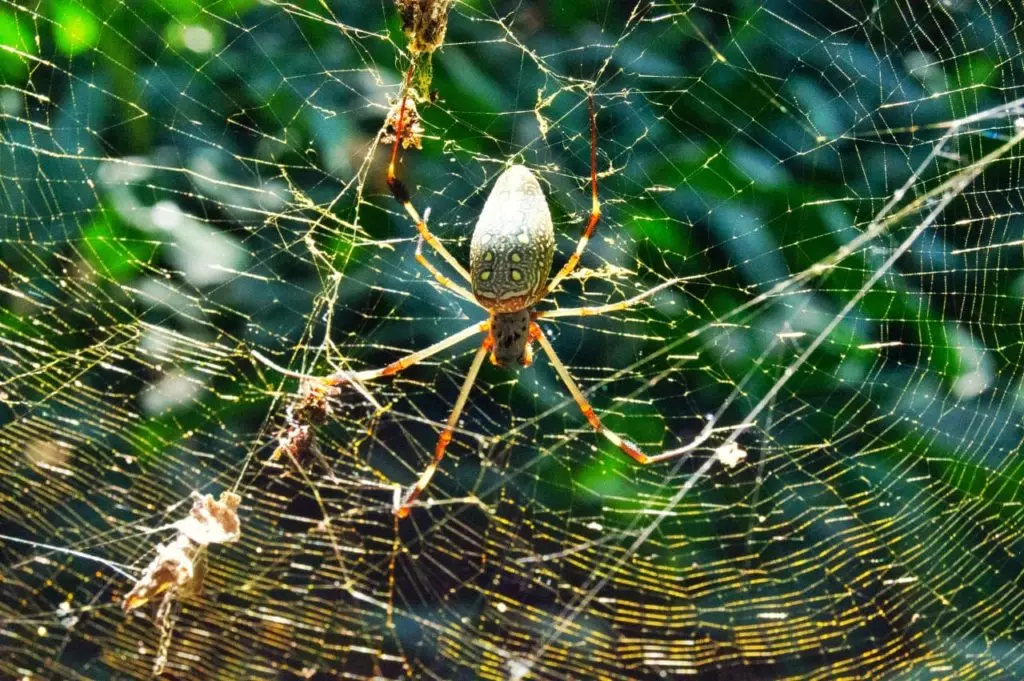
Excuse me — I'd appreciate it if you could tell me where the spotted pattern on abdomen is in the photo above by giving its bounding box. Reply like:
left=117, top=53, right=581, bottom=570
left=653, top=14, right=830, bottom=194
left=470, top=165, right=554, bottom=313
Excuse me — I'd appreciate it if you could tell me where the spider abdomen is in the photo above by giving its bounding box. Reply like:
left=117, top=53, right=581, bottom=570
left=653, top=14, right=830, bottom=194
left=470, top=165, right=554, bottom=313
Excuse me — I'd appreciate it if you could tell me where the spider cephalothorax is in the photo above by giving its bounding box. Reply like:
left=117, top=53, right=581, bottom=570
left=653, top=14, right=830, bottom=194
left=489, top=309, right=533, bottom=367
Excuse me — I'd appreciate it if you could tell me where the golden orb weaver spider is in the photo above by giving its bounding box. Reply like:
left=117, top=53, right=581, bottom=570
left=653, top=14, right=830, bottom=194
left=258, top=70, right=692, bottom=518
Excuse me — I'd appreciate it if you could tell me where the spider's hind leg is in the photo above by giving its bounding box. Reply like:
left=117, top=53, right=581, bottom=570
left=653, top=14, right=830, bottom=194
left=531, top=323, right=649, bottom=465
left=396, top=336, right=492, bottom=518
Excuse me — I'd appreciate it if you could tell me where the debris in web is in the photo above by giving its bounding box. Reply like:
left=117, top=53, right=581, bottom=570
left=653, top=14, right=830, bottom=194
left=251, top=349, right=382, bottom=478
left=394, top=0, right=452, bottom=100
left=380, top=92, right=425, bottom=150
left=396, top=0, right=451, bottom=54
left=121, top=535, right=202, bottom=614
left=289, top=377, right=335, bottom=427
left=507, top=657, right=533, bottom=681
left=274, top=423, right=318, bottom=472
left=172, top=490, right=242, bottom=546
left=122, top=491, right=242, bottom=675
left=272, top=376, right=342, bottom=478
left=714, top=441, right=747, bottom=469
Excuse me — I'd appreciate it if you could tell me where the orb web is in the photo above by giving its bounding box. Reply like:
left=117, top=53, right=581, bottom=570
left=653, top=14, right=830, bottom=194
left=2, top=1, right=1024, bottom=679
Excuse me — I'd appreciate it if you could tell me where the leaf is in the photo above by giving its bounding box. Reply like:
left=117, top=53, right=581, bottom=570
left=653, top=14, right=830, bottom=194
left=50, top=0, right=100, bottom=56
left=81, top=207, right=160, bottom=282
left=0, top=8, right=36, bottom=80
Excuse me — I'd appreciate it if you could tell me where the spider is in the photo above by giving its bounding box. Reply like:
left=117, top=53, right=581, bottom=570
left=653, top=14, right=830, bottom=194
left=258, top=78, right=692, bottom=518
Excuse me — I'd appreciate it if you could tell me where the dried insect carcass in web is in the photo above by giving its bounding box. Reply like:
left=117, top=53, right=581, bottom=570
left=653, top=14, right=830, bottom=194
left=271, top=376, right=339, bottom=476
left=121, top=491, right=241, bottom=612
left=122, top=491, right=242, bottom=675
left=395, top=0, right=452, bottom=100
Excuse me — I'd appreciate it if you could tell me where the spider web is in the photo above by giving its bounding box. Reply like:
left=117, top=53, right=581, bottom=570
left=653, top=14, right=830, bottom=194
left=3, top=0, right=1024, bottom=678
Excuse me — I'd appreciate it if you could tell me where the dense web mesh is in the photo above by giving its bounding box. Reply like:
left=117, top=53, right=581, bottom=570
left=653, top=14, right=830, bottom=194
left=3, top=0, right=1024, bottom=678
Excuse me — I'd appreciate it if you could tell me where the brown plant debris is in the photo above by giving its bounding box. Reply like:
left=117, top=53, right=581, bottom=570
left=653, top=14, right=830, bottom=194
left=379, top=92, right=424, bottom=150
left=122, top=491, right=241, bottom=675
left=395, top=0, right=452, bottom=55
left=291, top=377, right=334, bottom=426
left=269, top=376, right=340, bottom=477
left=394, top=0, right=452, bottom=102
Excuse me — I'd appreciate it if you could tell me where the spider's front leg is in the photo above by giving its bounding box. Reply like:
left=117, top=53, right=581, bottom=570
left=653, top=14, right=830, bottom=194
left=536, top=94, right=601, bottom=299
left=414, top=233, right=478, bottom=304
left=385, top=66, right=472, bottom=285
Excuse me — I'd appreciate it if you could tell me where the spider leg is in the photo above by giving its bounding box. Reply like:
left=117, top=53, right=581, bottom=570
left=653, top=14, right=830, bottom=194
left=538, top=94, right=601, bottom=298
left=396, top=336, right=492, bottom=518
left=386, top=66, right=473, bottom=284
left=530, top=323, right=649, bottom=464
left=535, top=277, right=688, bottom=320
left=252, top=321, right=487, bottom=387
left=251, top=350, right=382, bottom=409
left=415, top=235, right=480, bottom=305
left=351, top=321, right=488, bottom=382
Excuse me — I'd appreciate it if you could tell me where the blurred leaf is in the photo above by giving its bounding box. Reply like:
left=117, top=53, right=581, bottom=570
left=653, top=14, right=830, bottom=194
left=577, top=447, right=636, bottom=500
left=81, top=207, right=159, bottom=282
left=164, top=21, right=222, bottom=55
left=0, top=8, right=36, bottom=80
left=50, top=0, right=100, bottom=56
left=965, top=55, right=996, bottom=87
